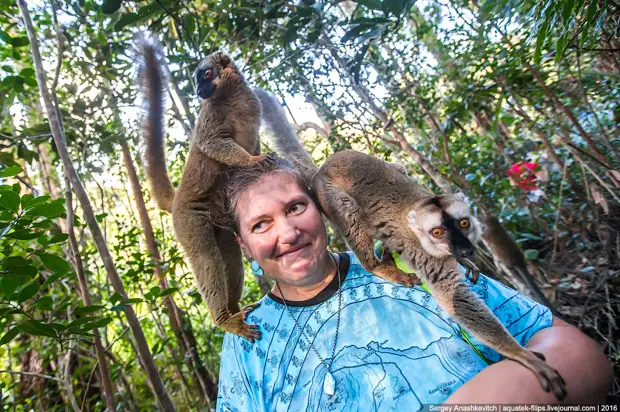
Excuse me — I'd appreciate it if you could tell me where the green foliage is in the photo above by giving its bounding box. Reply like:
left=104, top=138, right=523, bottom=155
left=0, top=0, right=617, bottom=408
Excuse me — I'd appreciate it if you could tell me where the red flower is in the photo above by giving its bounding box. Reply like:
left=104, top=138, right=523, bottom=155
left=508, top=162, right=541, bottom=191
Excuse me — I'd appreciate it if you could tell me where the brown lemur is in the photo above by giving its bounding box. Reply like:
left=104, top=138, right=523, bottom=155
left=251, top=88, right=318, bottom=181
left=312, top=150, right=566, bottom=400
left=136, top=35, right=263, bottom=342
left=254, top=90, right=477, bottom=278
left=482, top=215, right=555, bottom=311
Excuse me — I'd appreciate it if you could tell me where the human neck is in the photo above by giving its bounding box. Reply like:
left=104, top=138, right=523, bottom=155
left=272, top=252, right=338, bottom=302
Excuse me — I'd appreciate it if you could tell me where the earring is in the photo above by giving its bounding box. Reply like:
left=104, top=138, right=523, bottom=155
left=250, top=259, right=264, bottom=277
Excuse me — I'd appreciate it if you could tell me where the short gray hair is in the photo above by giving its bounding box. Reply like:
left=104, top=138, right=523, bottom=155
left=226, top=153, right=314, bottom=230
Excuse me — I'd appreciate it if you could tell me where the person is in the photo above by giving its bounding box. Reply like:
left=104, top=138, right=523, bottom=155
left=216, top=155, right=612, bottom=411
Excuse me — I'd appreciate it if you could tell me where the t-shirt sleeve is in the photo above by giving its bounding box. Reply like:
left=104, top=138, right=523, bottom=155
left=462, top=273, right=554, bottom=363
left=216, top=333, right=260, bottom=412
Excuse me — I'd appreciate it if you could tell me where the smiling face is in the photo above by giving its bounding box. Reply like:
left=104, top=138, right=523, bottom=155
left=235, top=172, right=330, bottom=287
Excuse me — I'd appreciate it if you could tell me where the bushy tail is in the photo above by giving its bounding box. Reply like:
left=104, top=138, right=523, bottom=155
left=135, top=32, right=175, bottom=212
left=252, top=88, right=318, bottom=180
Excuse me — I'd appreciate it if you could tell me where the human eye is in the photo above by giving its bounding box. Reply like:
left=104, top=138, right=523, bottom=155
left=288, top=202, right=307, bottom=215
left=252, top=221, right=268, bottom=233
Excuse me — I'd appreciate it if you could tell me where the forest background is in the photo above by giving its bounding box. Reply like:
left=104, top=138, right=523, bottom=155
left=0, top=0, right=618, bottom=410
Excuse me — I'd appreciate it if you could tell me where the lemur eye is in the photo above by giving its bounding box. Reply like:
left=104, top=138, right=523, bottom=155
left=459, top=218, right=470, bottom=229
left=204, top=69, right=213, bottom=79
left=431, top=228, right=445, bottom=238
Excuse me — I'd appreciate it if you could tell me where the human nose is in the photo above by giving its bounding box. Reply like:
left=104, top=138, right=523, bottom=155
left=275, top=217, right=300, bottom=244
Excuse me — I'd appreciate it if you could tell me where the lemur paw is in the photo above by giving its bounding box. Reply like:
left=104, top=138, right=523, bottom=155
left=224, top=304, right=262, bottom=342
left=374, top=263, right=420, bottom=288
left=514, top=350, right=567, bottom=401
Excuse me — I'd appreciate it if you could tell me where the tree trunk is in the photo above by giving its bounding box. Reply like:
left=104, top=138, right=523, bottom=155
left=18, top=1, right=176, bottom=409
left=121, top=141, right=217, bottom=403
left=65, top=177, right=117, bottom=411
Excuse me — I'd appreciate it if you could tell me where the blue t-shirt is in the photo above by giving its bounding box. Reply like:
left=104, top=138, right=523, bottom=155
left=216, top=251, right=552, bottom=411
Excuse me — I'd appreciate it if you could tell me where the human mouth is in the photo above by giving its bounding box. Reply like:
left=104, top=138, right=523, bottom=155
left=277, top=243, right=310, bottom=258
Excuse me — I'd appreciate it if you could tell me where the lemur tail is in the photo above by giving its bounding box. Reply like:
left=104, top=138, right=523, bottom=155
left=135, top=33, right=175, bottom=213
left=252, top=88, right=318, bottom=180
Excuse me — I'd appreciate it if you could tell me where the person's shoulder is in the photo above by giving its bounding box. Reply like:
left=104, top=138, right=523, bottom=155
left=339, top=250, right=373, bottom=277
left=222, top=295, right=282, bottom=354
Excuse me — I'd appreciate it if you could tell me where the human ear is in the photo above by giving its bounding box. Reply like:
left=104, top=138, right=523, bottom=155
left=234, top=232, right=250, bottom=257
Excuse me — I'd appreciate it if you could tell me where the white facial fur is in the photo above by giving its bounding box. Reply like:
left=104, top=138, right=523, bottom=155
left=407, top=209, right=451, bottom=257
left=444, top=197, right=482, bottom=244
left=407, top=194, right=482, bottom=257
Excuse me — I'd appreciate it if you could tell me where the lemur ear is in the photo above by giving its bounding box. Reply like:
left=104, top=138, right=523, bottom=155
left=407, top=210, right=418, bottom=228
left=453, top=192, right=470, bottom=204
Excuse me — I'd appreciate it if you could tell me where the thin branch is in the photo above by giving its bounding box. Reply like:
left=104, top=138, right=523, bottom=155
left=548, top=161, right=567, bottom=269
left=0, top=369, right=64, bottom=383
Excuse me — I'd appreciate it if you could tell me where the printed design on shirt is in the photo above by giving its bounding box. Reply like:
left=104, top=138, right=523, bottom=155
left=270, top=266, right=484, bottom=411
left=302, top=336, right=484, bottom=411
left=216, top=252, right=553, bottom=412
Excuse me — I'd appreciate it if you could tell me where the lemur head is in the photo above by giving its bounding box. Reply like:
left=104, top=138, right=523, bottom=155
left=407, top=193, right=482, bottom=263
left=195, top=51, right=242, bottom=99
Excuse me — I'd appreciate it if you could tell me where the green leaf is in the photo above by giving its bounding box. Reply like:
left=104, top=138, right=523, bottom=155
left=66, top=317, right=97, bottom=330
left=26, top=202, right=65, bottom=218
left=101, top=0, right=122, bottom=14
left=19, top=68, right=34, bottom=77
left=74, top=305, right=104, bottom=316
left=555, top=32, right=568, bottom=64
left=148, top=286, right=161, bottom=297
left=524, top=249, right=539, bottom=260
left=109, top=292, right=123, bottom=305
left=123, top=298, right=143, bottom=304
left=283, top=18, right=301, bottom=45
left=383, top=0, right=406, bottom=15
left=114, top=13, right=141, bottom=31
left=1, top=274, right=31, bottom=297
left=518, top=233, right=544, bottom=241
left=47, top=323, right=66, bottom=333
left=534, top=18, right=550, bottom=65
left=8, top=265, right=38, bottom=277
left=17, top=320, right=58, bottom=338
left=48, top=234, right=69, bottom=244
left=0, top=30, right=11, bottom=44
left=10, top=37, right=29, bottom=48
left=0, top=190, right=20, bottom=213
left=42, top=272, right=66, bottom=287
left=80, top=317, right=113, bottom=331
left=109, top=304, right=126, bottom=312
left=561, top=0, right=576, bottom=24
left=355, top=0, right=382, bottom=10
left=0, top=307, right=20, bottom=317
left=342, top=24, right=371, bottom=43
left=17, top=283, right=40, bottom=303
left=0, top=327, right=19, bottom=346
left=2, top=256, right=30, bottom=269
left=21, top=194, right=50, bottom=209
left=95, top=212, right=108, bottom=222
left=158, top=287, right=178, bottom=298
left=5, top=229, right=42, bottom=240
left=39, top=254, right=70, bottom=274
left=35, top=296, right=53, bottom=310
left=138, top=4, right=159, bottom=17
left=465, top=173, right=477, bottom=181
left=184, top=14, right=196, bottom=37
left=0, top=165, right=23, bottom=177
left=585, top=0, right=599, bottom=23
